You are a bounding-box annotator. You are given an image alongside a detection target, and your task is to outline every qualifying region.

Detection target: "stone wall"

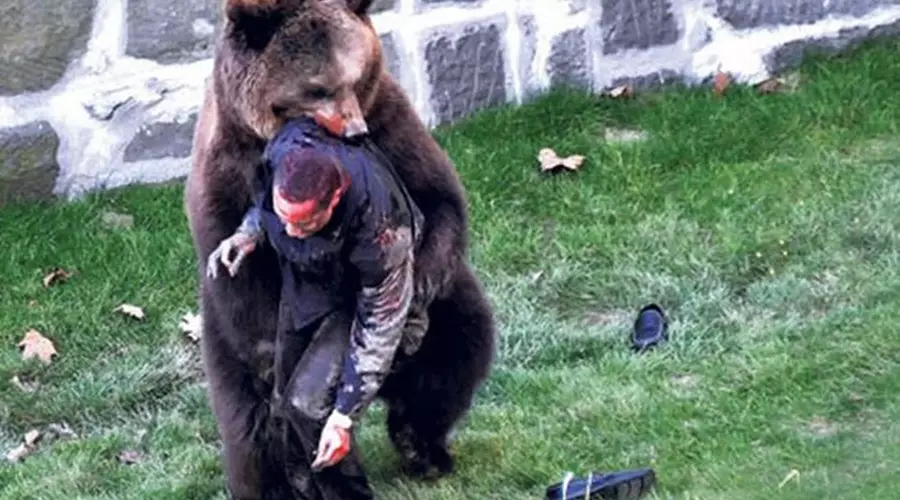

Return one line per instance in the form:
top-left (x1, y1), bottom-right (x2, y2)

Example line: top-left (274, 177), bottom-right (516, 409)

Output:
top-left (3, 0), bottom-right (900, 204)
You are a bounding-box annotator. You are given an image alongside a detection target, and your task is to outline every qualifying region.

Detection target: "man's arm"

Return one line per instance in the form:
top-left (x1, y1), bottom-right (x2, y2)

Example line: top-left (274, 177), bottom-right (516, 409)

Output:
top-left (334, 223), bottom-right (415, 421)
top-left (310, 220), bottom-right (414, 471)
top-left (205, 206), bottom-right (264, 279)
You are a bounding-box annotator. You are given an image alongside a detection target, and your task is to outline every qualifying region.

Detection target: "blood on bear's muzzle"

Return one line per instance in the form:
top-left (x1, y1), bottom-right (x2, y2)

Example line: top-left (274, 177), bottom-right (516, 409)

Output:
top-left (313, 110), bottom-right (369, 138)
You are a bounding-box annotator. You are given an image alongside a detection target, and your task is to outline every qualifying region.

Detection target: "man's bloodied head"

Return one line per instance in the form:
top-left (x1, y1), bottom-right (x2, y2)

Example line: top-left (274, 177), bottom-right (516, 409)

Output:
top-left (272, 147), bottom-right (351, 238)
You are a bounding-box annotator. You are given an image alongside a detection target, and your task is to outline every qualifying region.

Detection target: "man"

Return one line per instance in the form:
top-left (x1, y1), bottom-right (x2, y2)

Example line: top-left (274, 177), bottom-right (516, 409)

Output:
top-left (207, 116), bottom-right (427, 498)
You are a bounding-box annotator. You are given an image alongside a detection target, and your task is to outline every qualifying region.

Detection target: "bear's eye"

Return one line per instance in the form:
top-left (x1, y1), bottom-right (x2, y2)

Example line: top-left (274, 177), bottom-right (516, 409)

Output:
top-left (305, 87), bottom-right (335, 100)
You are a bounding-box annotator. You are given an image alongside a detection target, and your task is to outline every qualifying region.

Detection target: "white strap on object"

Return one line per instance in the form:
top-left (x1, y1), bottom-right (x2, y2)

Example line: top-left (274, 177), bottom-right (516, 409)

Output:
top-left (561, 472), bottom-right (574, 499)
top-left (583, 472), bottom-right (593, 499)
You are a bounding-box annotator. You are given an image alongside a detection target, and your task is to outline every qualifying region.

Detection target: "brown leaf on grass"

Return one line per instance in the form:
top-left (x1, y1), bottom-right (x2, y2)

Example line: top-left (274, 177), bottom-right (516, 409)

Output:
top-left (5, 429), bottom-right (42, 463)
top-left (755, 77), bottom-right (782, 94)
top-left (537, 148), bottom-right (585, 172)
top-left (24, 430), bottom-right (41, 447)
top-left (713, 70), bottom-right (730, 96)
top-left (46, 423), bottom-right (79, 440)
top-left (10, 375), bottom-right (39, 393)
top-left (42, 268), bottom-right (73, 288)
top-left (115, 303), bottom-right (146, 320)
top-left (5, 444), bottom-right (30, 462)
top-left (605, 84), bottom-right (633, 98)
top-left (756, 72), bottom-right (802, 95)
top-left (17, 329), bottom-right (58, 365)
top-left (117, 449), bottom-right (145, 465)
top-left (180, 312), bottom-right (203, 343)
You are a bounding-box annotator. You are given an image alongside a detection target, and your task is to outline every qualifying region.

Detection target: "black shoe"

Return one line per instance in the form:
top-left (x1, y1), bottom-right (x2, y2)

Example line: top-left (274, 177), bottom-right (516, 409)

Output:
top-left (631, 304), bottom-right (668, 352)
top-left (546, 468), bottom-right (657, 499)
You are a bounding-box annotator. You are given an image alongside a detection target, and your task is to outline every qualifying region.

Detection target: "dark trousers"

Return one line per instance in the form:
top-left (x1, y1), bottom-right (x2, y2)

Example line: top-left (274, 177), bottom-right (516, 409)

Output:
top-left (271, 307), bottom-right (375, 500)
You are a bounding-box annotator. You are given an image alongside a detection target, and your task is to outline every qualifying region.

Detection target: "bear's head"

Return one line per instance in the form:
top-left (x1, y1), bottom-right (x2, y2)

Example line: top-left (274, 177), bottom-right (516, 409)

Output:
top-left (218, 0), bottom-right (383, 140)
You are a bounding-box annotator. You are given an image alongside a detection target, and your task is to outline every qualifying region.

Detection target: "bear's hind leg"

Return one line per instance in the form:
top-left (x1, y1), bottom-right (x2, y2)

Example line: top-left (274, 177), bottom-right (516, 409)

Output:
top-left (200, 299), bottom-right (289, 500)
top-left (381, 265), bottom-right (496, 479)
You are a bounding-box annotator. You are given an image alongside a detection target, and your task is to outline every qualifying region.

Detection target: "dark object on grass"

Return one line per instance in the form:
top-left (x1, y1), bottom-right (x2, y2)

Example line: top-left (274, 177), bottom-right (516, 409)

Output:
top-left (631, 303), bottom-right (668, 352)
top-left (546, 468), bottom-right (657, 499)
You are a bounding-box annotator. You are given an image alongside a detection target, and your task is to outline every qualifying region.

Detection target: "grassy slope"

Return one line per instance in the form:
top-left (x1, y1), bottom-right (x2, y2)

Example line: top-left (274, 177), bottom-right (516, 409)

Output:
top-left (2, 39), bottom-right (900, 499)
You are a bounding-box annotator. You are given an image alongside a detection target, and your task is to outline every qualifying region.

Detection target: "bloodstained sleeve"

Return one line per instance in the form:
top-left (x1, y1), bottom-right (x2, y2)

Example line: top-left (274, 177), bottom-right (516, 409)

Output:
top-left (334, 208), bottom-right (415, 422)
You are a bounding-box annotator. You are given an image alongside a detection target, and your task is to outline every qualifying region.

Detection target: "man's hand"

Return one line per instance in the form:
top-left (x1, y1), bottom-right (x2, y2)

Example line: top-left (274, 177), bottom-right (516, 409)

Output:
top-left (311, 410), bottom-right (353, 471)
top-left (206, 231), bottom-right (258, 279)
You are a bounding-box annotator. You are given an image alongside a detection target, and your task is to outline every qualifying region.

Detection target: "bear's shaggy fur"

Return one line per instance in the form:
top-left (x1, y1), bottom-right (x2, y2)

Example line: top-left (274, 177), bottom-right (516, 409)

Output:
top-left (184, 0), bottom-right (496, 497)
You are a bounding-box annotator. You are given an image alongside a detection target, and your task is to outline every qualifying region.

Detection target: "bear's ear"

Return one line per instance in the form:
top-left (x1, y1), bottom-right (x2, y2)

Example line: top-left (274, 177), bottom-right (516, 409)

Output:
top-left (225, 0), bottom-right (285, 51)
top-left (345, 0), bottom-right (374, 15)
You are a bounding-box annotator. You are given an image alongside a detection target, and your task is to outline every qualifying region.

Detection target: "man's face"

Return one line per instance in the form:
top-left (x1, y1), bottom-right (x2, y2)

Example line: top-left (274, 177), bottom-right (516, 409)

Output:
top-left (273, 186), bottom-right (339, 238)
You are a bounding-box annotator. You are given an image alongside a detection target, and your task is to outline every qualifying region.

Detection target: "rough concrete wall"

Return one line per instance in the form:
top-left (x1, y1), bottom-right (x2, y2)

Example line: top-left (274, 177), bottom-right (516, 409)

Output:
top-left (2, 0), bottom-right (900, 204)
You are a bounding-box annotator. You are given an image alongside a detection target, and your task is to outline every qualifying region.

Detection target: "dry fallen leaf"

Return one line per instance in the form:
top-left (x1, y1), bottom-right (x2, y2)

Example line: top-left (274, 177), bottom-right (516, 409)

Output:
top-left (713, 70), bottom-right (731, 96)
top-left (17, 329), bottom-right (58, 365)
top-left (5, 429), bottom-right (42, 463)
top-left (117, 449), bottom-right (145, 465)
top-left (46, 423), bottom-right (79, 440)
top-left (42, 268), bottom-right (73, 288)
top-left (180, 312), bottom-right (203, 343)
top-left (756, 72), bottom-right (802, 95)
top-left (755, 77), bottom-right (782, 94)
top-left (24, 430), bottom-right (41, 447)
top-left (537, 148), bottom-right (585, 172)
top-left (115, 304), bottom-right (146, 320)
top-left (10, 375), bottom-right (39, 393)
top-left (605, 84), bottom-right (633, 98)
top-left (5, 443), bottom-right (30, 462)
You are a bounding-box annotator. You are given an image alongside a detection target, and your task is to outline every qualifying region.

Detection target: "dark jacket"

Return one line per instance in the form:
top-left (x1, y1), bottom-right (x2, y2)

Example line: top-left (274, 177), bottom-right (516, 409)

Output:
top-left (252, 117), bottom-right (424, 420)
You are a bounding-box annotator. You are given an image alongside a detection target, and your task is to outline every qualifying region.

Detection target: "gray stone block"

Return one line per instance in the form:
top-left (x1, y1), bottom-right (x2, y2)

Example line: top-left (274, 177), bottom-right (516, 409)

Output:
top-left (548, 28), bottom-right (591, 90)
top-left (124, 115), bottom-right (198, 162)
top-left (870, 16), bottom-right (900, 36)
top-left (370, 0), bottom-right (397, 12)
top-left (0, 121), bottom-right (60, 206)
top-left (599, 0), bottom-right (679, 54)
top-left (380, 33), bottom-right (403, 82)
top-left (716, 0), bottom-right (892, 29)
top-left (766, 19), bottom-right (900, 71)
top-left (424, 21), bottom-right (507, 124)
top-left (126, 0), bottom-right (220, 63)
top-left (610, 69), bottom-right (682, 90)
top-left (0, 0), bottom-right (95, 95)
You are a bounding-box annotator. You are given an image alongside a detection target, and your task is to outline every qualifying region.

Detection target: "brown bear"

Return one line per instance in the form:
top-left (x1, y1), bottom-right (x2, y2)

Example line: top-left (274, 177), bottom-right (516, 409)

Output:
top-left (183, 0), bottom-right (497, 497)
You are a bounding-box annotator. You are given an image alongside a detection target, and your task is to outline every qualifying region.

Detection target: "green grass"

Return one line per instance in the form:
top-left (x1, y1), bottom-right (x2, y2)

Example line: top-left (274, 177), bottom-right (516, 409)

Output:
top-left (3, 38), bottom-right (900, 499)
